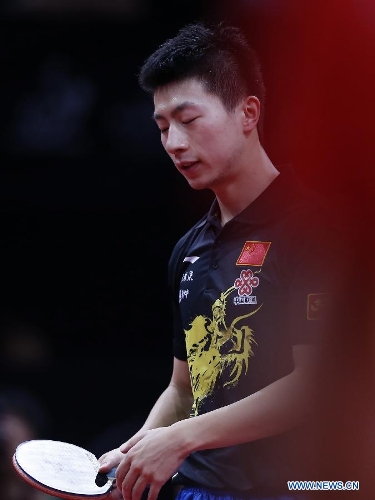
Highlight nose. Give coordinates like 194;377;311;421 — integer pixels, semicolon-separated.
164;124;188;155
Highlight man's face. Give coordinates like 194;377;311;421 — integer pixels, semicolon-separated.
153;78;247;191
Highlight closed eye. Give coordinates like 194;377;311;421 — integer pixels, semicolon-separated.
182;117;198;125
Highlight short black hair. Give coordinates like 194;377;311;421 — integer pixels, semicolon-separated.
138;21;266;135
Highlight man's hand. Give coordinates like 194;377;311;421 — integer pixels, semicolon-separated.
97;447;125;500
115;426;188;500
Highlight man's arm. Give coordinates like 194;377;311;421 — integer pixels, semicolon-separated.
113;344;319;500
98;357;192;471
137;357;193;430
172;344;318;450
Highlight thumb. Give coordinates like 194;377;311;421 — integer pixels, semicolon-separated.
98;448;123;471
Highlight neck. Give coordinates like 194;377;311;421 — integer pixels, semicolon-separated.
216;145;279;226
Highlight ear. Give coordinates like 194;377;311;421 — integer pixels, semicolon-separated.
242;96;260;133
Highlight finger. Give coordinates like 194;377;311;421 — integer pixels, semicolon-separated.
130;476;150;500
108;486;124;500
115;456;131;489
98;451;112;463
119;435;140;453
119;442;130;453
120;467;139;500
147;482;162;500
98;449;123;472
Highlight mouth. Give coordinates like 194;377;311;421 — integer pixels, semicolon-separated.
176;160;199;172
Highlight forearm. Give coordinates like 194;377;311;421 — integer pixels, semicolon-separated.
141;382;193;431
170;367;316;454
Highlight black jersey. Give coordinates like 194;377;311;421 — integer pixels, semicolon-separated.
168;165;337;493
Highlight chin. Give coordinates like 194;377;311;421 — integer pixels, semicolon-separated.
186;179;210;191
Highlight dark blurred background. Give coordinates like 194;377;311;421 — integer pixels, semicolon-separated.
1;0;374;496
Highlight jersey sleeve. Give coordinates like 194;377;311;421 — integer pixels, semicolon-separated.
284;209;343;346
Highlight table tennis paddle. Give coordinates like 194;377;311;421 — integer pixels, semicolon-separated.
12;439;117;499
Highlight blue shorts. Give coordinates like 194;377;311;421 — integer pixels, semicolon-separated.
175;486;308;500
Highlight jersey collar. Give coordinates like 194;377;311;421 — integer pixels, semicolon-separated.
206;164;309;227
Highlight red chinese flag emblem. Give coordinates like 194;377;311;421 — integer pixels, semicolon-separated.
236;241;271;266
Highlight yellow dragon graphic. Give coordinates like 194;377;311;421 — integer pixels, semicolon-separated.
184;285;262;415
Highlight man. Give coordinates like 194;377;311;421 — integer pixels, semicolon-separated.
99;21;336;500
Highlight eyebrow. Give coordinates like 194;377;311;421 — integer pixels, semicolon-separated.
153;101;199;121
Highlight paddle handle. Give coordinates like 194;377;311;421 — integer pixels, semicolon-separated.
95;467;117;487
